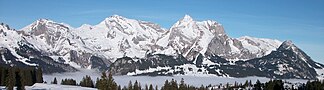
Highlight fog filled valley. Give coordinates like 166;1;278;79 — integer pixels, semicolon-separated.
2;66;323;90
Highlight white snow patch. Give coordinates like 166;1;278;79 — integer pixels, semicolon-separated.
25;83;97;90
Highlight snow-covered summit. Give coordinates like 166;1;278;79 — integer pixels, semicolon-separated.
0;23;11;30
77;24;93;30
278;40;295;51
179;15;194;22
156;15;280;61
0;23;22;48
73;15;166;61
21;19;73;36
238;36;282;56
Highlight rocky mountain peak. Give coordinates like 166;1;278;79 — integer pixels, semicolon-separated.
97;15;136;30
181;15;194;22
77;24;92;30
110;14;127;19
101;15;129;23
278;40;297;51
0;23;11;31
170;15;196;29
21;19;71;36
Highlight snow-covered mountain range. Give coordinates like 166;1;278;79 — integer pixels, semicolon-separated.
1;15;323;79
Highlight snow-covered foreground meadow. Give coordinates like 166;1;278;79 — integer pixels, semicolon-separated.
43;69;309;88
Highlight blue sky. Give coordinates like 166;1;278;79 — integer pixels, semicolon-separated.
0;0;324;63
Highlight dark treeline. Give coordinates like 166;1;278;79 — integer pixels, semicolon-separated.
2;66;324;90
61;78;77;85
0;66;43;90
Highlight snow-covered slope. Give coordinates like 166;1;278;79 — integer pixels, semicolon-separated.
0;15;281;72
73;15;165;61
155;15;281;61
26;83;97;90
0;23;77;73
238;36;281;56
155;15;223;61
19;19;111;69
3;15;322;78
0;23;32;65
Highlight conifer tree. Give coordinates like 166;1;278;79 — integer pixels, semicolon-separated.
52;77;57;84
23;70;33;86
88;76;94;88
95;77;100;88
97;72;108;90
170;79;178;90
96;72;117;90
0;67;7;86
161;80;169;90
255;79;262;90
138;82;142;90
149;84;154;90
249;80;252;87
133;80;140;90
36;68;43;83
244;80;249;87
16;69;25;90
0;67;2;85
118;85;121;90
107;72;117;90
31;69;36;84
80;75;94;88
128;81;133;90
145;84;149;90
6;68;15;90
179;78;187;90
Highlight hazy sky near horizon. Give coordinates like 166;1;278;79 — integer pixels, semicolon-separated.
0;0;324;63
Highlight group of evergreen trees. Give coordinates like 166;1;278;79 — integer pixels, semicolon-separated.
302;80;324;90
227;79;324;90
0;66;43;90
80;75;94;88
2;66;323;90
51;72;117;89
96;72;118;90
161;78;204;90
61;78;77;85
50;71;324;90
